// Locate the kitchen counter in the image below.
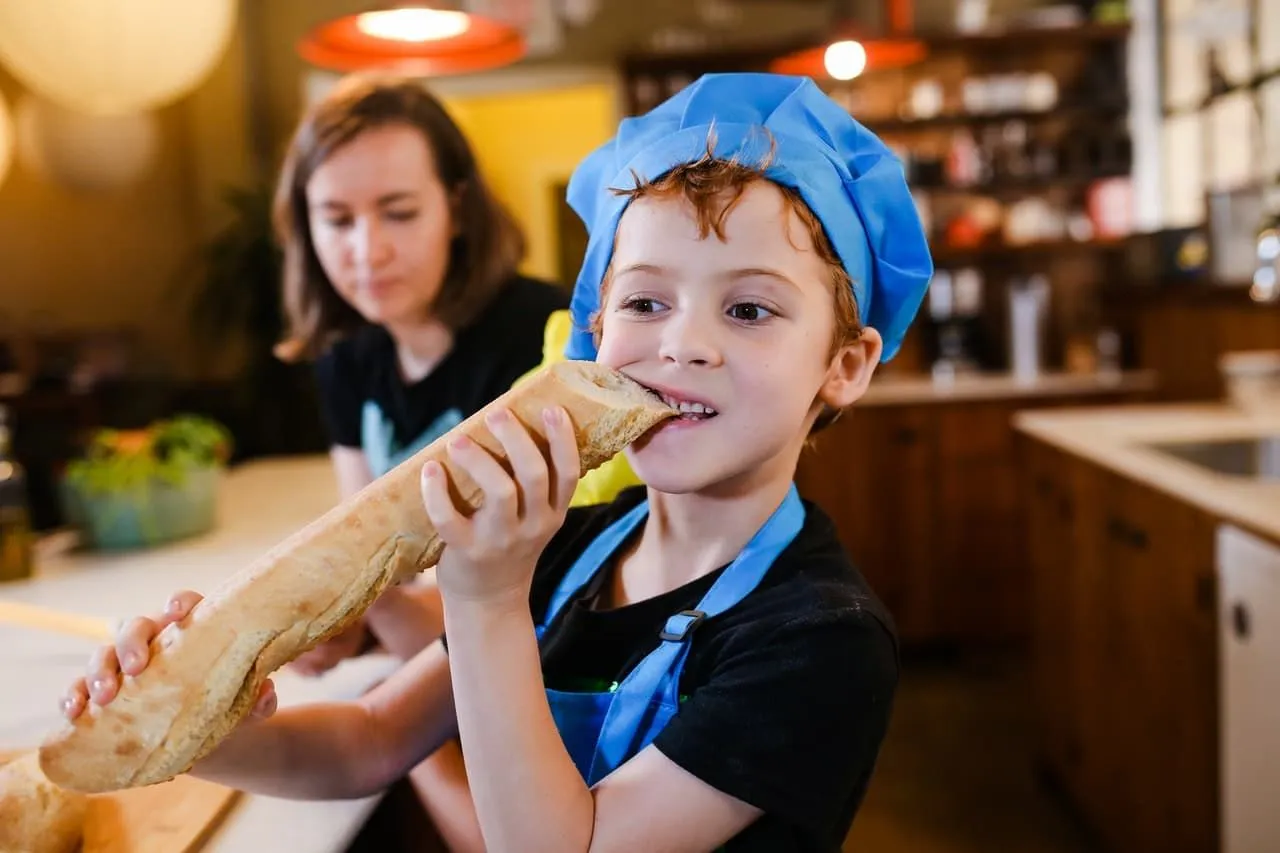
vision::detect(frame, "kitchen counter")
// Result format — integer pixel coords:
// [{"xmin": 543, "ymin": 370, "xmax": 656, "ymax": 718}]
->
[
  {"xmin": 862, "ymin": 369, "xmax": 1157, "ymax": 406},
  {"xmin": 0, "ymin": 455, "xmax": 401, "ymax": 853},
  {"xmin": 1013, "ymin": 402, "xmax": 1280, "ymax": 544}
]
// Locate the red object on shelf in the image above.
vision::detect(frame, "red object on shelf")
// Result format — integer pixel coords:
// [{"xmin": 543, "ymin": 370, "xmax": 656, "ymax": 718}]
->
[{"xmin": 298, "ymin": 5, "xmax": 526, "ymax": 76}]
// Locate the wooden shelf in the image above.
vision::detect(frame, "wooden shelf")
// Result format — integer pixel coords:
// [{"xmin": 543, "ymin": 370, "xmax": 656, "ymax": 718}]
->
[
  {"xmin": 911, "ymin": 21, "xmax": 1132, "ymax": 50},
  {"xmin": 862, "ymin": 101, "xmax": 1129, "ymax": 134},
  {"xmin": 931, "ymin": 237, "xmax": 1129, "ymax": 265},
  {"xmin": 914, "ymin": 169, "xmax": 1131, "ymax": 195}
]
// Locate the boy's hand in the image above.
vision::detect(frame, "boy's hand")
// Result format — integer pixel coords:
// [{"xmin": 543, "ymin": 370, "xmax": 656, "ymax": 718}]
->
[
  {"xmin": 420, "ymin": 406, "xmax": 580, "ymax": 607},
  {"xmin": 60, "ymin": 590, "xmax": 277, "ymax": 722}
]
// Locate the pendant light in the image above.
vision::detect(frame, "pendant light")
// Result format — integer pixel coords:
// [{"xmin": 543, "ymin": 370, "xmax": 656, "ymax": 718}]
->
[
  {"xmin": 769, "ymin": 0, "xmax": 926, "ymax": 82},
  {"xmin": 298, "ymin": 4, "xmax": 527, "ymax": 77},
  {"xmin": 0, "ymin": 0, "xmax": 236, "ymax": 116}
]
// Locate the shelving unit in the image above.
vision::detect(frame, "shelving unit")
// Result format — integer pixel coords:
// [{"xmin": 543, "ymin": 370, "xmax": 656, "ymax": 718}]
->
[{"xmin": 609, "ymin": 18, "xmax": 1138, "ymax": 375}]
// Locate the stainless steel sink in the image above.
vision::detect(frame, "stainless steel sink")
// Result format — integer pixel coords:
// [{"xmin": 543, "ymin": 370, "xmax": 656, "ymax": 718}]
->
[{"xmin": 1144, "ymin": 436, "xmax": 1280, "ymax": 480}]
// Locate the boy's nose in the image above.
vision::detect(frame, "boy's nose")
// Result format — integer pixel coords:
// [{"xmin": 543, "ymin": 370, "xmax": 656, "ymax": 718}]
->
[{"xmin": 658, "ymin": 312, "xmax": 722, "ymax": 367}]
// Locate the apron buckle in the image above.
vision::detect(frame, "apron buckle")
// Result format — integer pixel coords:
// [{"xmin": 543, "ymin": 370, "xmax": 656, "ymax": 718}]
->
[{"xmin": 659, "ymin": 609, "xmax": 706, "ymax": 642}]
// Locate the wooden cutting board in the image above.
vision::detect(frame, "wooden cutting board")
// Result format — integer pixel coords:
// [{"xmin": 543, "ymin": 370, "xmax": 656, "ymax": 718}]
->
[{"xmin": 1, "ymin": 750, "xmax": 239, "ymax": 853}]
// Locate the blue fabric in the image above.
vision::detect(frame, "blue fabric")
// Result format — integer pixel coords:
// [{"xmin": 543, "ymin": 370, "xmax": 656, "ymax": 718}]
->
[
  {"xmin": 538, "ymin": 485, "xmax": 806, "ymax": 785},
  {"xmin": 360, "ymin": 401, "xmax": 463, "ymax": 478},
  {"xmin": 563, "ymin": 72, "xmax": 933, "ymax": 363}
]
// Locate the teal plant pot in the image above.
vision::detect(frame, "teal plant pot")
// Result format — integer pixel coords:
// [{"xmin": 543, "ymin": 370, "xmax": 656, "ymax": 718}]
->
[{"xmin": 60, "ymin": 465, "xmax": 221, "ymax": 551}]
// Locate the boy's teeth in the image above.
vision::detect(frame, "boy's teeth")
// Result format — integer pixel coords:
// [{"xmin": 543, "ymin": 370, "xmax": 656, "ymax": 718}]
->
[{"xmin": 663, "ymin": 395, "xmax": 716, "ymax": 416}]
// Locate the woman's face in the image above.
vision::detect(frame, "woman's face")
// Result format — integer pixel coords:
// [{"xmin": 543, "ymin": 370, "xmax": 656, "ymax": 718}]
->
[{"xmin": 306, "ymin": 123, "xmax": 457, "ymax": 328}]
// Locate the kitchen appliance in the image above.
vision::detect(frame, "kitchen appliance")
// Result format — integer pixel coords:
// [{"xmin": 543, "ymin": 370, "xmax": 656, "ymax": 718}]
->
[
  {"xmin": 922, "ymin": 267, "xmax": 989, "ymax": 378},
  {"xmin": 1218, "ymin": 524, "xmax": 1280, "ymax": 853},
  {"xmin": 1008, "ymin": 274, "xmax": 1049, "ymax": 381}
]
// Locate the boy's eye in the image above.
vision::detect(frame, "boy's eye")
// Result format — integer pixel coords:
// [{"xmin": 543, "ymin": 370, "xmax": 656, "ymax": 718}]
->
[
  {"xmin": 324, "ymin": 216, "xmax": 353, "ymax": 229},
  {"xmin": 728, "ymin": 302, "xmax": 774, "ymax": 322},
  {"xmin": 620, "ymin": 296, "xmax": 662, "ymax": 314},
  {"xmin": 386, "ymin": 209, "xmax": 418, "ymax": 222}
]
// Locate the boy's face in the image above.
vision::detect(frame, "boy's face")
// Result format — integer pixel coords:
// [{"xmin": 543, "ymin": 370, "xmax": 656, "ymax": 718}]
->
[{"xmin": 596, "ymin": 180, "xmax": 877, "ymax": 496}]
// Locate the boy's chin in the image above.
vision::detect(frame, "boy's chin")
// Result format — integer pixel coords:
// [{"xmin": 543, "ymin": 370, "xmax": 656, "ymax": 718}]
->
[{"xmin": 624, "ymin": 449, "xmax": 713, "ymax": 495}]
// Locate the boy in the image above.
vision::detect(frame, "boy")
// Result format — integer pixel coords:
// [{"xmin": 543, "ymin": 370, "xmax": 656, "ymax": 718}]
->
[{"xmin": 64, "ymin": 73, "xmax": 932, "ymax": 851}]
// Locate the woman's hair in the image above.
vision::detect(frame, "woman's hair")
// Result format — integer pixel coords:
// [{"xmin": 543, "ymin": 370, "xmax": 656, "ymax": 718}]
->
[
  {"xmin": 593, "ymin": 135, "xmax": 863, "ymax": 431},
  {"xmin": 273, "ymin": 73, "xmax": 525, "ymax": 361}
]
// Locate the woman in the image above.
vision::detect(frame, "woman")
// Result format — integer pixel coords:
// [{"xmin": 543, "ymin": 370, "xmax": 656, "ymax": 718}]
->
[{"xmin": 272, "ymin": 72, "xmax": 566, "ymax": 850}]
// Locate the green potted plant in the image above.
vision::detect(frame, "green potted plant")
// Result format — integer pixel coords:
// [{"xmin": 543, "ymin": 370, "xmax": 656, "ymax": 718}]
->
[{"xmin": 60, "ymin": 414, "xmax": 232, "ymax": 550}]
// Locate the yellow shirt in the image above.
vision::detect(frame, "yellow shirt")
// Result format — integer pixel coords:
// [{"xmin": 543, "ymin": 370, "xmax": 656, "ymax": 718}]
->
[{"xmin": 515, "ymin": 310, "xmax": 645, "ymax": 507}]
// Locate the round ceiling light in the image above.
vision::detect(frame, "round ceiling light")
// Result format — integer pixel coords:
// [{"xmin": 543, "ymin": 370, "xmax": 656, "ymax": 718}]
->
[{"xmin": 298, "ymin": 5, "xmax": 526, "ymax": 77}]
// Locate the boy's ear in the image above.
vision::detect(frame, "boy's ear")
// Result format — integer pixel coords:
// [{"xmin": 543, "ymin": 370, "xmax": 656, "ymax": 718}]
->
[{"xmin": 817, "ymin": 327, "xmax": 883, "ymax": 410}]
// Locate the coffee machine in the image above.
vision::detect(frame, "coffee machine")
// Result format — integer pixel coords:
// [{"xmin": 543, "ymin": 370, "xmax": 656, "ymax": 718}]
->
[{"xmin": 922, "ymin": 267, "xmax": 990, "ymax": 379}]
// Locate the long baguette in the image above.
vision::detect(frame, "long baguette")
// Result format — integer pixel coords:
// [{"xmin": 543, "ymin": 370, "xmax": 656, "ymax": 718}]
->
[{"xmin": 38, "ymin": 361, "xmax": 674, "ymax": 794}]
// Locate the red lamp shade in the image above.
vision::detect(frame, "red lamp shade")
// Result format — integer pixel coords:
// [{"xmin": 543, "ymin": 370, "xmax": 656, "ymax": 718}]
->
[
  {"xmin": 770, "ymin": 0, "xmax": 926, "ymax": 81},
  {"xmin": 769, "ymin": 36, "xmax": 927, "ymax": 80},
  {"xmin": 298, "ymin": 6, "xmax": 526, "ymax": 76}
]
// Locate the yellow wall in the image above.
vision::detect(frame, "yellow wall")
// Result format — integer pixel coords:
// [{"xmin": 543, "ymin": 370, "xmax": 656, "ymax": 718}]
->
[{"xmin": 441, "ymin": 83, "xmax": 617, "ymax": 285}]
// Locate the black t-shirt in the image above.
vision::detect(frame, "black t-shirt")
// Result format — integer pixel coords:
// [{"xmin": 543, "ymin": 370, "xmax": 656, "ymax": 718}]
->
[
  {"xmin": 531, "ymin": 487, "xmax": 900, "ymax": 851},
  {"xmin": 313, "ymin": 275, "xmax": 568, "ymax": 462}
]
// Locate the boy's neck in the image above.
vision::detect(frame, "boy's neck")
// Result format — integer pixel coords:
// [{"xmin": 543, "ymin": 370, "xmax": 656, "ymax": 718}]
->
[
  {"xmin": 387, "ymin": 318, "xmax": 454, "ymax": 383},
  {"xmin": 611, "ymin": 453, "xmax": 801, "ymax": 605}
]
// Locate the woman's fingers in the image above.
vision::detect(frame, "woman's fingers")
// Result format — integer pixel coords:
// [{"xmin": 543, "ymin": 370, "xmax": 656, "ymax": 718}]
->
[
  {"xmin": 250, "ymin": 680, "xmax": 278, "ymax": 720},
  {"xmin": 161, "ymin": 590, "xmax": 203, "ymax": 626},
  {"xmin": 487, "ymin": 409, "xmax": 549, "ymax": 516},
  {"xmin": 114, "ymin": 616, "xmax": 159, "ymax": 677},
  {"xmin": 86, "ymin": 644, "xmax": 120, "ymax": 705},
  {"xmin": 61, "ymin": 677, "xmax": 89, "ymax": 720}
]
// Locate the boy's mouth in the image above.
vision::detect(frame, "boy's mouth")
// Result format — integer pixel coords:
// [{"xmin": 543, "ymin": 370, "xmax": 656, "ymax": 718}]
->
[{"xmin": 638, "ymin": 383, "xmax": 719, "ymax": 421}]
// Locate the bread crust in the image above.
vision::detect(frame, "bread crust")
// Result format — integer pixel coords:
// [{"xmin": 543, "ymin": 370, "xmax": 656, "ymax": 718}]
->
[
  {"xmin": 0, "ymin": 752, "xmax": 88, "ymax": 853},
  {"xmin": 38, "ymin": 362, "xmax": 673, "ymax": 793}
]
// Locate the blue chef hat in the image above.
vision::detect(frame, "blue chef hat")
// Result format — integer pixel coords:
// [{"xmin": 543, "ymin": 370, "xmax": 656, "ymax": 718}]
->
[{"xmin": 563, "ymin": 72, "xmax": 933, "ymax": 363}]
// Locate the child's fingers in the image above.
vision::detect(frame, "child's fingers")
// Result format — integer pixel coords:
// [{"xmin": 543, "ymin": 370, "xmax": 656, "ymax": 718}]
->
[
  {"xmin": 543, "ymin": 407, "xmax": 581, "ymax": 512},
  {"xmin": 487, "ymin": 409, "xmax": 548, "ymax": 515},
  {"xmin": 61, "ymin": 678, "xmax": 89, "ymax": 720},
  {"xmin": 421, "ymin": 461, "xmax": 470, "ymax": 547},
  {"xmin": 447, "ymin": 435, "xmax": 517, "ymax": 521}
]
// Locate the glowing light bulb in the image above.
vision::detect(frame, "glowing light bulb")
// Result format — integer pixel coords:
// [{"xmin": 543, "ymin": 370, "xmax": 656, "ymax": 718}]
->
[
  {"xmin": 356, "ymin": 8, "xmax": 470, "ymax": 43},
  {"xmin": 824, "ymin": 40, "xmax": 867, "ymax": 80}
]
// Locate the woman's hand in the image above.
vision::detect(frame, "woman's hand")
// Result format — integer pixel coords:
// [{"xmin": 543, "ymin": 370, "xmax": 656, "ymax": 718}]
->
[
  {"xmin": 420, "ymin": 406, "xmax": 580, "ymax": 606},
  {"xmin": 288, "ymin": 621, "xmax": 370, "ymax": 677},
  {"xmin": 60, "ymin": 590, "xmax": 277, "ymax": 722}
]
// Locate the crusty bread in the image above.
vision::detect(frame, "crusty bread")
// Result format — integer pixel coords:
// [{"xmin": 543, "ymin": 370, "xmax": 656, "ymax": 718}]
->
[
  {"xmin": 38, "ymin": 361, "xmax": 673, "ymax": 794},
  {"xmin": 0, "ymin": 751, "xmax": 89, "ymax": 853}
]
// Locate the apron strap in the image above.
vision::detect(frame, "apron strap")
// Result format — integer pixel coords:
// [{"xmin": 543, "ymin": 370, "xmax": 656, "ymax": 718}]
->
[
  {"xmin": 587, "ymin": 485, "xmax": 806, "ymax": 781},
  {"xmin": 537, "ymin": 499, "xmax": 651, "ymax": 639}
]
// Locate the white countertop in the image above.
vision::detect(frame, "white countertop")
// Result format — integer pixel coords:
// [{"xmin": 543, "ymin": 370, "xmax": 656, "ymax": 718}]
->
[
  {"xmin": 0, "ymin": 455, "xmax": 402, "ymax": 853},
  {"xmin": 861, "ymin": 369, "xmax": 1157, "ymax": 406},
  {"xmin": 1014, "ymin": 403, "xmax": 1280, "ymax": 544}
]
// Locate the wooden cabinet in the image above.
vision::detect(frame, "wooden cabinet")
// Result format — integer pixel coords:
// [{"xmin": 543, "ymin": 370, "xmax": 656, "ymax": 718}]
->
[
  {"xmin": 795, "ymin": 389, "xmax": 1149, "ymax": 645},
  {"xmin": 1023, "ymin": 436, "xmax": 1220, "ymax": 853}
]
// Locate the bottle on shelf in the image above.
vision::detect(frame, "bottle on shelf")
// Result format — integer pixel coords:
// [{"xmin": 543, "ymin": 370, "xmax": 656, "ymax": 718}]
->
[{"xmin": 0, "ymin": 404, "xmax": 35, "ymax": 582}]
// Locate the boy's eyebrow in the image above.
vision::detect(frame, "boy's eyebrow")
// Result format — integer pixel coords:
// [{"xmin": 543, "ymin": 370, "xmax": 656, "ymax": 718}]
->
[
  {"xmin": 725, "ymin": 267, "xmax": 801, "ymax": 289},
  {"xmin": 614, "ymin": 262, "xmax": 669, "ymax": 278}
]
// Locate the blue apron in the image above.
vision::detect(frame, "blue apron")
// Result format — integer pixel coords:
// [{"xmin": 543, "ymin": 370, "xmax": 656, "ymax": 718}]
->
[
  {"xmin": 537, "ymin": 485, "xmax": 805, "ymax": 785},
  {"xmin": 361, "ymin": 400, "xmax": 463, "ymax": 478}
]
